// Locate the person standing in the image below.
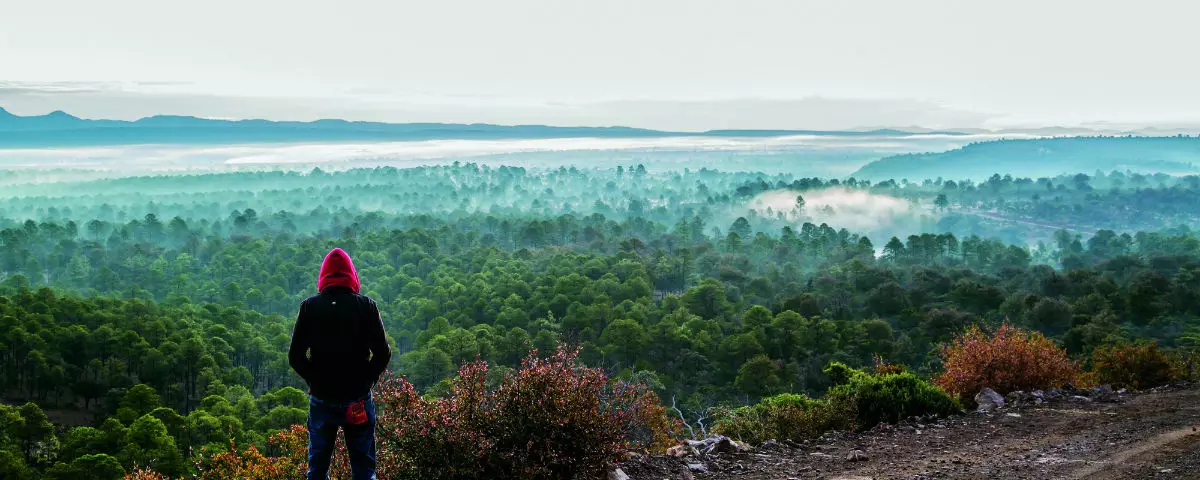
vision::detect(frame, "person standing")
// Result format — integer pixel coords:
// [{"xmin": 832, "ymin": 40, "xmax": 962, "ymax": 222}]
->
[{"xmin": 289, "ymin": 248, "xmax": 391, "ymax": 480}]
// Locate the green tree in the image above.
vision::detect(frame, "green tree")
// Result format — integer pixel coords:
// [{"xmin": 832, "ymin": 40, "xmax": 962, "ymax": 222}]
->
[
  {"xmin": 13, "ymin": 403, "xmax": 53, "ymax": 465},
  {"xmin": 600, "ymin": 319, "xmax": 650, "ymax": 366},
  {"xmin": 735, "ymin": 355, "xmax": 782, "ymax": 398},
  {"xmin": 45, "ymin": 454, "xmax": 125, "ymax": 480},
  {"xmin": 121, "ymin": 415, "xmax": 184, "ymax": 476}
]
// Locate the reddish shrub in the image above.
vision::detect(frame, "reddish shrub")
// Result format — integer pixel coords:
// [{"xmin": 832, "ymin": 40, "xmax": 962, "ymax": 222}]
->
[
  {"xmin": 935, "ymin": 323, "xmax": 1078, "ymax": 402},
  {"xmin": 872, "ymin": 353, "xmax": 906, "ymax": 376},
  {"xmin": 485, "ymin": 349, "xmax": 678, "ymax": 478},
  {"xmin": 185, "ymin": 427, "xmax": 310, "ymax": 480},
  {"xmin": 125, "ymin": 469, "xmax": 171, "ymax": 480},
  {"xmin": 1090, "ymin": 342, "xmax": 1176, "ymax": 390},
  {"xmin": 370, "ymin": 347, "xmax": 678, "ymax": 479}
]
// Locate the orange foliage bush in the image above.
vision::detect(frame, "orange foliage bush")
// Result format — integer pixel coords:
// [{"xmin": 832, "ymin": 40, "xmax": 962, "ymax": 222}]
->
[
  {"xmin": 190, "ymin": 425, "xmax": 308, "ymax": 480},
  {"xmin": 1090, "ymin": 342, "xmax": 1177, "ymax": 390},
  {"xmin": 127, "ymin": 426, "xmax": 310, "ymax": 480},
  {"xmin": 372, "ymin": 347, "xmax": 679, "ymax": 479},
  {"xmin": 935, "ymin": 323, "xmax": 1078, "ymax": 402},
  {"xmin": 125, "ymin": 469, "xmax": 171, "ymax": 480},
  {"xmin": 872, "ymin": 353, "xmax": 906, "ymax": 376}
]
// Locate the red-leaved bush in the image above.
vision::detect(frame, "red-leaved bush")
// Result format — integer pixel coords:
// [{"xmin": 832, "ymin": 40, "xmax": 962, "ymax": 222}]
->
[
  {"xmin": 125, "ymin": 469, "xmax": 170, "ymax": 480},
  {"xmin": 1089, "ymin": 342, "xmax": 1177, "ymax": 390},
  {"xmin": 872, "ymin": 353, "xmax": 906, "ymax": 376},
  {"xmin": 374, "ymin": 347, "xmax": 678, "ymax": 479},
  {"xmin": 935, "ymin": 323, "xmax": 1078, "ymax": 402},
  {"xmin": 133, "ymin": 347, "xmax": 678, "ymax": 480}
]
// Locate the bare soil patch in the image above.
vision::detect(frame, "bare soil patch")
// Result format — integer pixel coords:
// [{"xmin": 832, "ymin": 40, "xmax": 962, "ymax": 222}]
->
[{"xmin": 621, "ymin": 384, "xmax": 1200, "ymax": 480}]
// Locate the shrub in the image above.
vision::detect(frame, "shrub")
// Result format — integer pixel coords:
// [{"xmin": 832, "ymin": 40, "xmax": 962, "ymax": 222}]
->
[
  {"xmin": 935, "ymin": 323, "xmax": 1078, "ymax": 402},
  {"xmin": 372, "ymin": 347, "xmax": 678, "ymax": 480},
  {"xmin": 713, "ymin": 363, "xmax": 959, "ymax": 444},
  {"xmin": 1170, "ymin": 349, "xmax": 1198, "ymax": 382},
  {"xmin": 179, "ymin": 426, "xmax": 307, "ymax": 480},
  {"xmin": 125, "ymin": 469, "xmax": 170, "ymax": 480},
  {"xmin": 825, "ymin": 363, "xmax": 960, "ymax": 428},
  {"xmin": 872, "ymin": 353, "xmax": 906, "ymax": 376},
  {"xmin": 711, "ymin": 393, "xmax": 854, "ymax": 444},
  {"xmin": 1090, "ymin": 342, "xmax": 1176, "ymax": 390}
]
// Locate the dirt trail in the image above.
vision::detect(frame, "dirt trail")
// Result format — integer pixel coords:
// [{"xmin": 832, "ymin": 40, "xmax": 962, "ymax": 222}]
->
[
  {"xmin": 622, "ymin": 386, "xmax": 1200, "ymax": 480},
  {"xmin": 1068, "ymin": 425, "xmax": 1199, "ymax": 479}
]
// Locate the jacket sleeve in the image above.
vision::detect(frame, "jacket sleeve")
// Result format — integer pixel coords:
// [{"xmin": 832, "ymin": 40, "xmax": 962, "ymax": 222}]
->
[
  {"xmin": 288, "ymin": 300, "xmax": 314, "ymax": 383},
  {"xmin": 365, "ymin": 300, "xmax": 392, "ymax": 382}
]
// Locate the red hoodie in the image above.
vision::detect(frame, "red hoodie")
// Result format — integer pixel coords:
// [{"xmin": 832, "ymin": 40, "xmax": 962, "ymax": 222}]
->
[{"xmin": 317, "ymin": 248, "xmax": 361, "ymax": 293}]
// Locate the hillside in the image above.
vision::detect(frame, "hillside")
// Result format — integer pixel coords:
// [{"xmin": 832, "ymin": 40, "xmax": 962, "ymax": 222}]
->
[
  {"xmin": 0, "ymin": 107, "xmax": 942, "ymax": 147},
  {"xmin": 852, "ymin": 136, "xmax": 1200, "ymax": 181}
]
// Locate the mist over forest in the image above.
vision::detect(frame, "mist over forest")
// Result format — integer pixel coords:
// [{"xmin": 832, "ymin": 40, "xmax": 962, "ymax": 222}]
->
[{"xmin": 2, "ymin": 125, "xmax": 1200, "ymax": 479}]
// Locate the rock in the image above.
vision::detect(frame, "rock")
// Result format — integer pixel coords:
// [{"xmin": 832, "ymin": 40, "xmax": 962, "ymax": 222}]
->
[
  {"xmin": 846, "ymin": 450, "xmax": 869, "ymax": 462},
  {"xmin": 1067, "ymin": 395, "xmax": 1093, "ymax": 403},
  {"xmin": 708, "ymin": 437, "xmax": 737, "ymax": 454},
  {"xmin": 689, "ymin": 435, "xmax": 752, "ymax": 455},
  {"xmin": 686, "ymin": 462, "xmax": 709, "ymax": 473},
  {"xmin": 607, "ymin": 468, "xmax": 630, "ymax": 480},
  {"xmin": 667, "ymin": 444, "xmax": 699, "ymax": 457},
  {"xmin": 1092, "ymin": 384, "xmax": 1117, "ymax": 402},
  {"xmin": 1006, "ymin": 390, "xmax": 1042, "ymax": 407},
  {"xmin": 975, "ymin": 388, "xmax": 1005, "ymax": 412},
  {"xmin": 619, "ymin": 451, "xmax": 643, "ymax": 461}
]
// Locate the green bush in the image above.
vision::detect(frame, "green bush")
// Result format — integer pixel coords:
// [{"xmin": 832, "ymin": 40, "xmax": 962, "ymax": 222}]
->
[
  {"xmin": 824, "ymin": 362, "xmax": 961, "ymax": 428},
  {"xmin": 712, "ymin": 393, "xmax": 854, "ymax": 444},
  {"xmin": 714, "ymin": 364, "xmax": 959, "ymax": 444},
  {"xmin": 1089, "ymin": 342, "xmax": 1177, "ymax": 389}
]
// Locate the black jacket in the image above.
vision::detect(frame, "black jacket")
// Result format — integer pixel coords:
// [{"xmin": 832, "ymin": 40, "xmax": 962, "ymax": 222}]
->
[{"xmin": 288, "ymin": 287, "xmax": 391, "ymax": 403}]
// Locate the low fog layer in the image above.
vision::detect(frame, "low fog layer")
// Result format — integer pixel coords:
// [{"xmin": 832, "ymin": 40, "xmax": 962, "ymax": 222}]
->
[
  {"xmin": 0, "ymin": 133, "xmax": 1001, "ymax": 175},
  {"xmin": 750, "ymin": 188, "xmax": 935, "ymax": 241}
]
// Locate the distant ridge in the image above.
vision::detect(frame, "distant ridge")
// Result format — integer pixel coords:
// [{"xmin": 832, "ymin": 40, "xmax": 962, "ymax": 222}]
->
[
  {"xmin": 0, "ymin": 106, "xmax": 962, "ymax": 148},
  {"xmin": 851, "ymin": 136, "xmax": 1200, "ymax": 181}
]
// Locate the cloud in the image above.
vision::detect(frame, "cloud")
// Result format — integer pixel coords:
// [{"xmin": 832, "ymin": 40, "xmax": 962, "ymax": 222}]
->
[
  {"xmin": 750, "ymin": 188, "xmax": 930, "ymax": 237},
  {"xmin": 0, "ymin": 135, "xmax": 974, "ymax": 171}
]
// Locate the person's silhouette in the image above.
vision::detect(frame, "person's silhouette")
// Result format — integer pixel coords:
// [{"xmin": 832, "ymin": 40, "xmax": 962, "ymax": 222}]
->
[{"xmin": 289, "ymin": 248, "xmax": 391, "ymax": 480}]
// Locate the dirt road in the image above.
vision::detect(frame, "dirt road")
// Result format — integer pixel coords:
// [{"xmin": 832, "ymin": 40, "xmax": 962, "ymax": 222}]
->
[{"xmin": 622, "ymin": 385, "xmax": 1200, "ymax": 479}]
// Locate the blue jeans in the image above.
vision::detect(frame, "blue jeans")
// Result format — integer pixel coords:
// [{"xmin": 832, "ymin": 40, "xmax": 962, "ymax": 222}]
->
[{"xmin": 307, "ymin": 393, "xmax": 377, "ymax": 480}]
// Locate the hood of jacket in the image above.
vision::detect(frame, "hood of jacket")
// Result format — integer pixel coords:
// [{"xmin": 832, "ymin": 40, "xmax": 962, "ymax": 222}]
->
[{"xmin": 317, "ymin": 248, "xmax": 361, "ymax": 293}]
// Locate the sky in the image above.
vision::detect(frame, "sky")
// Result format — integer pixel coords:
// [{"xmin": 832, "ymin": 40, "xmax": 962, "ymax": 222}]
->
[{"xmin": 2, "ymin": 0, "xmax": 1198, "ymax": 131}]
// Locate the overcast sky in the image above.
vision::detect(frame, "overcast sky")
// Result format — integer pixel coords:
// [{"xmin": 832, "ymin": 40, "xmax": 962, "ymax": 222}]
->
[{"xmin": 2, "ymin": 0, "xmax": 1198, "ymax": 130}]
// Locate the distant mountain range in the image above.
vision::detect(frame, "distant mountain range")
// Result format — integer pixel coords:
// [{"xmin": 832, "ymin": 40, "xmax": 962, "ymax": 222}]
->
[
  {"xmin": 0, "ymin": 107, "xmax": 975, "ymax": 148},
  {"xmin": 852, "ymin": 136, "xmax": 1200, "ymax": 181}
]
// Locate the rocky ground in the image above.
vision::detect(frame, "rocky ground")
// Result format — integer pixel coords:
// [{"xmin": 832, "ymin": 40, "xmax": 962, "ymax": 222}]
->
[{"xmin": 618, "ymin": 383, "xmax": 1200, "ymax": 480}]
